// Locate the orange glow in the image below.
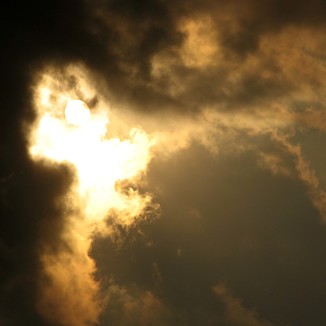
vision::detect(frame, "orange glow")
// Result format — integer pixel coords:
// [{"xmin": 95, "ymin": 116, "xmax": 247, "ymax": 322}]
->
[
  {"xmin": 65, "ymin": 100, "xmax": 91, "ymax": 126},
  {"xmin": 29, "ymin": 69, "xmax": 153, "ymax": 226}
]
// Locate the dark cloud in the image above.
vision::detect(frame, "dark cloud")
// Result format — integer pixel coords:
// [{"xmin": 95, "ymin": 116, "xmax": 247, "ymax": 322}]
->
[
  {"xmin": 0, "ymin": 163, "xmax": 72, "ymax": 325},
  {"xmin": 0, "ymin": 1, "xmax": 92, "ymax": 324},
  {"xmin": 68, "ymin": 0, "xmax": 325, "ymax": 115},
  {"xmin": 93, "ymin": 143, "xmax": 326, "ymax": 325},
  {"xmin": 3, "ymin": 0, "xmax": 324, "ymax": 115}
]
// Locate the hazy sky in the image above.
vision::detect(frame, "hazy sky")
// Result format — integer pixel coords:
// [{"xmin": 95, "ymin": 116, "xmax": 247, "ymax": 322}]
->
[{"xmin": 1, "ymin": 1, "xmax": 326, "ymax": 325}]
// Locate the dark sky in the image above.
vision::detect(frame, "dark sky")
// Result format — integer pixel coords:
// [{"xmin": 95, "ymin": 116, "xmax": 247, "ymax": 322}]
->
[{"xmin": 1, "ymin": 1, "xmax": 326, "ymax": 325}]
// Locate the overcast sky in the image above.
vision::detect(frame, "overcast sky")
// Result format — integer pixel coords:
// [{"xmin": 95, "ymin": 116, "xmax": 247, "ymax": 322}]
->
[{"xmin": 1, "ymin": 1, "xmax": 326, "ymax": 325}]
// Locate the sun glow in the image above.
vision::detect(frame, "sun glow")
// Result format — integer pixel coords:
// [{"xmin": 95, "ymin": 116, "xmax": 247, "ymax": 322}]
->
[
  {"xmin": 29, "ymin": 68, "xmax": 153, "ymax": 226},
  {"xmin": 65, "ymin": 100, "xmax": 91, "ymax": 126}
]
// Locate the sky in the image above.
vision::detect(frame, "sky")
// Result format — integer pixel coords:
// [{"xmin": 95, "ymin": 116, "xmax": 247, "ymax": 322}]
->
[{"xmin": 1, "ymin": 0, "xmax": 326, "ymax": 325}]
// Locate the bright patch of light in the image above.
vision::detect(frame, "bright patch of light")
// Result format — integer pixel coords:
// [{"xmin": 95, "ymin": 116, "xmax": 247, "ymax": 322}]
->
[
  {"xmin": 65, "ymin": 100, "xmax": 91, "ymax": 126},
  {"xmin": 29, "ymin": 70, "xmax": 153, "ymax": 226}
]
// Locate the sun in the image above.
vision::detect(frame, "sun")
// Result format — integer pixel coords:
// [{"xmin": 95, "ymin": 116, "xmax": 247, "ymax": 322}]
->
[{"xmin": 65, "ymin": 100, "xmax": 91, "ymax": 126}]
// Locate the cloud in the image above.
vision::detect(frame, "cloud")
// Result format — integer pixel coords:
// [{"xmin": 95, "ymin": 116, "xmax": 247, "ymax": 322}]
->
[
  {"xmin": 272, "ymin": 132, "xmax": 326, "ymax": 222},
  {"xmin": 2, "ymin": 0, "xmax": 326, "ymax": 324},
  {"xmin": 256, "ymin": 152, "xmax": 293, "ymax": 177},
  {"xmin": 71, "ymin": 0, "xmax": 326, "ymax": 117},
  {"xmin": 101, "ymin": 283, "xmax": 172, "ymax": 326},
  {"xmin": 0, "ymin": 162, "xmax": 72, "ymax": 325},
  {"xmin": 213, "ymin": 283, "xmax": 274, "ymax": 326},
  {"xmin": 36, "ymin": 236, "xmax": 101, "ymax": 326},
  {"xmin": 25, "ymin": 64, "xmax": 160, "ymax": 326}
]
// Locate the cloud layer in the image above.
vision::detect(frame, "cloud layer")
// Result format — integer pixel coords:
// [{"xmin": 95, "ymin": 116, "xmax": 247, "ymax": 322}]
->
[{"xmin": 1, "ymin": 0, "xmax": 326, "ymax": 325}]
